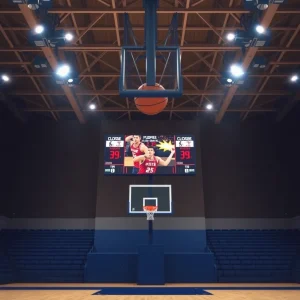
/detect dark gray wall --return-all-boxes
[201,122,291,218]
[7,121,100,218]
[0,119,21,216]
[278,107,300,217]
[1,118,299,219]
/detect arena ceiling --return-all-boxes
[0,0,300,123]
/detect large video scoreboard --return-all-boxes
[104,134,196,175]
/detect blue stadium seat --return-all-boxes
[207,229,300,283]
[1,229,94,283]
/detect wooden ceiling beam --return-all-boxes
[25,107,277,113]
[42,8,300,14]
[215,4,280,123]
[199,0,234,108]
[9,90,291,97]
[18,4,86,123]
[242,24,300,121]
[7,72,296,79]
[0,24,58,121]
[1,45,300,52]
[2,26,299,32]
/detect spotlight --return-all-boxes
[255,25,265,34]
[206,104,213,110]
[290,75,299,83]
[56,64,71,78]
[11,0,53,8]
[226,32,236,42]
[230,64,244,78]
[89,104,96,110]
[34,25,44,34]
[28,4,39,10]
[243,0,271,11]
[54,66,79,86]
[64,33,74,42]
[251,56,267,69]
[1,74,10,83]
[257,3,269,10]
[227,78,233,83]
[33,56,49,69]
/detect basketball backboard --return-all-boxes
[129,185,172,214]
[119,11,182,99]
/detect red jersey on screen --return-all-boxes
[138,157,159,174]
[130,143,145,168]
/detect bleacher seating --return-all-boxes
[0,230,94,283]
[207,229,300,283]
[0,231,14,284]
[0,251,14,284]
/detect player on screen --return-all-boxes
[133,146,175,174]
[125,135,148,174]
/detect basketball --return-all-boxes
[134,83,168,115]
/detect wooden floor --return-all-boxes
[0,283,299,300]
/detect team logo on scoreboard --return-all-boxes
[175,141,194,147]
[106,141,124,147]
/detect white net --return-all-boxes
[143,206,157,221]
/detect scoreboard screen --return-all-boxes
[104,135,196,175]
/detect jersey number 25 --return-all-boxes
[146,167,154,173]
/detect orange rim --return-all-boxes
[143,206,157,211]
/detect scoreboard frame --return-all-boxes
[104,134,196,176]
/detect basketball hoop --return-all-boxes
[143,205,158,221]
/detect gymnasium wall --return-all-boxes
[0,119,21,217]
[201,121,291,218]
[0,119,299,230]
[2,121,99,219]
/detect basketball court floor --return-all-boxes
[1,283,300,300]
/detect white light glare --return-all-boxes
[257,4,269,11]
[34,25,44,34]
[227,78,233,83]
[28,4,39,10]
[230,64,244,78]
[56,64,71,78]
[255,25,265,34]
[226,33,236,42]
[206,104,213,110]
[1,74,10,82]
[290,75,299,82]
[65,33,74,42]
[89,104,96,110]
[67,78,74,83]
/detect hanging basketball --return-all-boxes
[134,83,168,115]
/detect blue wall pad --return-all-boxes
[84,253,137,282]
[85,252,216,283]
[165,253,216,282]
[94,230,207,253]
[294,255,300,283]
[93,287,212,295]
[137,245,164,285]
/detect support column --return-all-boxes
[144,0,158,86]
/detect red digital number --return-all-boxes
[110,150,120,160]
[180,150,191,160]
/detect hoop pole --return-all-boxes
[148,175,153,245]
[144,0,158,86]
